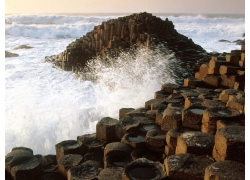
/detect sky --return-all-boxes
[5,0,245,14]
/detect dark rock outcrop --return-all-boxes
[5,51,19,57]
[45,12,207,80]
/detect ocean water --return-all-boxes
[5,13,245,155]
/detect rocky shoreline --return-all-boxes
[5,12,245,180]
[45,12,209,81]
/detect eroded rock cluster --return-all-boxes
[6,45,245,179]
[45,12,206,79]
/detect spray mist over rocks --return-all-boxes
[5,43,178,155]
[78,44,179,118]
[81,44,178,90]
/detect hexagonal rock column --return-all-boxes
[35,172,65,180]
[5,147,42,180]
[165,153,215,180]
[216,119,245,130]
[154,90,170,99]
[55,140,85,161]
[184,97,203,108]
[77,133,96,143]
[145,99,165,110]
[226,97,245,113]
[5,147,34,174]
[201,107,241,134]
[150,101,168,110]
[165,127,194,156]
[219,89,244,103]
[67,162,100,180]
[122,158,166,180]
[40,154,58,173]
[182,105,207,131]
[96,117,119,143]
[104,142,133,168]
[204,160,245,180]
[145,109,159,120]
[83,151,103,168]
[145,129,166,153]
[131,149,163,162]
[176,131,214,155]
[166,94,185,106]
[57,154,83,178]
[115,117,140,140]
[203,74,221,88]
[82,138,106,153]
[213,126,244,163]
[125,108,147,118]
[138,122,160,134]
[161,83,180,93]
[155,110,164,125]
[121,132,146,149]
[161,103,183,131]
[97,167,124,180]
[119,108,135,119]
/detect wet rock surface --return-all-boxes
[204,160,245,180]
[5,51,19,57]
[122,158,166,180]
[213,126,245,163]
[45,12,207,81]
[14,44,34,50]
[165,153,215,180]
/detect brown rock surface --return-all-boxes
[55,140,85,160]
[97,167,124,180]
[165,153,215,180]
[57,154,83,178]
[204,160,245,180]
[182,105,206,130]
[161,103,183,131]
[201,107,241,134]
[122,158,166,180]
[96,117,119,143]
[212,126,244,163]
[176,131,214,155]
[145,129,166,148]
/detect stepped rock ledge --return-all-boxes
[6,12,245,180]
[45,12,208,81]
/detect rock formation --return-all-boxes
[45,12,207,79]
[6,13,245,180]
[5,51,19,58]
